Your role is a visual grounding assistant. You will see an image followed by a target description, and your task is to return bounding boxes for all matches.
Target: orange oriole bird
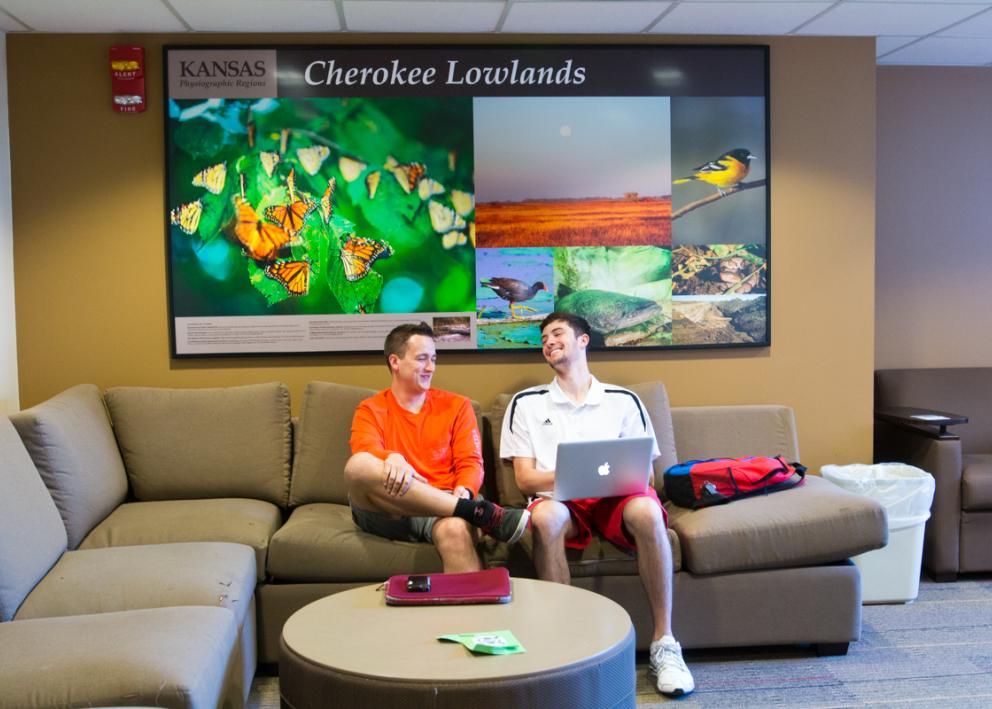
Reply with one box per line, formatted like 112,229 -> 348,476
673,148 -> 756,196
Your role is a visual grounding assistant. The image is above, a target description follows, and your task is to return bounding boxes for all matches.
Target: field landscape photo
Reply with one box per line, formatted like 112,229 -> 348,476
473,97 -> 672,248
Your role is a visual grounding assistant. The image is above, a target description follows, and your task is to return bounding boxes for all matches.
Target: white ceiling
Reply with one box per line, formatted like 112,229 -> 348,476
1,0 -> 991,66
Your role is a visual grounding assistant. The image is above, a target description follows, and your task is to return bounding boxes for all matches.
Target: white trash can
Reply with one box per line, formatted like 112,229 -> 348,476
821,463 -> 936,604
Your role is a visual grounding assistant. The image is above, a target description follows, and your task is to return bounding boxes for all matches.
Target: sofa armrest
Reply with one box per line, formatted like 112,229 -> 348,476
874,420 -> 962,578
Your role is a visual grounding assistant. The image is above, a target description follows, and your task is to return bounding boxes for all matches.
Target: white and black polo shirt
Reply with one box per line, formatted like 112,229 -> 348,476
500,376 -> 660,472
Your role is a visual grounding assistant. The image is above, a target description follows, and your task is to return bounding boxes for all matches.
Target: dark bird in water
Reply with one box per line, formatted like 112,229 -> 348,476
481,278 -> 548,319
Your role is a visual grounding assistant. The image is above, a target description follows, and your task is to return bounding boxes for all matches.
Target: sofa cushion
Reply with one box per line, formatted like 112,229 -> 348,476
268,503 -> 444,581
104,382 -> 291,506
15,542 -> 256,629
670,405 -> 801,464
10,384 -> 128,549
486,381 -> 676,507
0,419 -> 67,622
290,381 -> 376,507
0,606 -> 238,709
79,498 -> 281,581
962,454 -> 992,510
667,475 -> 888,575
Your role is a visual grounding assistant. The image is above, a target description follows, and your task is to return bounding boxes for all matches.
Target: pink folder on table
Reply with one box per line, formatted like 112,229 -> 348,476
384,567 -> 512,606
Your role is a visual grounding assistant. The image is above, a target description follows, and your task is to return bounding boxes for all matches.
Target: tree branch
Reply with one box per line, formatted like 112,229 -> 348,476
671,179 -> 767,220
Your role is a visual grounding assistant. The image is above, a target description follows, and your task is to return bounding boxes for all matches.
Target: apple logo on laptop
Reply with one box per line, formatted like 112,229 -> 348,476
598,461 -> 611,477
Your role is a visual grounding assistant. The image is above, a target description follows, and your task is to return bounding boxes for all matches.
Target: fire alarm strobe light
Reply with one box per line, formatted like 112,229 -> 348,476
109,45 -> 145,113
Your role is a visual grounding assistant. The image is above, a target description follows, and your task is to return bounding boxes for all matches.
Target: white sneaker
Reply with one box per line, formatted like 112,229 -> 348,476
650,636 -> 695,697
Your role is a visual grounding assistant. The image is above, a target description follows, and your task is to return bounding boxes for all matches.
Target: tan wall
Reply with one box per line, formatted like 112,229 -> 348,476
8,34 -> 876,471
876,66 -> 992,370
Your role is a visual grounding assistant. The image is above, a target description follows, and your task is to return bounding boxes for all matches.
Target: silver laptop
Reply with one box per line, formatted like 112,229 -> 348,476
538,436 -> 655,501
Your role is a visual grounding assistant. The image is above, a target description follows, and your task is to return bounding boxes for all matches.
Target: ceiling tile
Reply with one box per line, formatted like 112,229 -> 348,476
0,9 -> 27,32
798,3 -> 983,37
878,35 -> 992,64
343,1 -> 504,32
502,1 -> 670,33
172,0 -> 340,32
0,0 -> 186,32
937,7 -> 992,37
650,2 -> 832,35
875,35 -> 920,56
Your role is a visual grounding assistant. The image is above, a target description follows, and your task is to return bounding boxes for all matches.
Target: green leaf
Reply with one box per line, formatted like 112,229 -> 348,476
174,118 -> 225,158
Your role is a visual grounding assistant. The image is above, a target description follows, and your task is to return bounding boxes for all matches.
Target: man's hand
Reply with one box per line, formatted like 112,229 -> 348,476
452,485 -> 473,500
382,453 -> 427,497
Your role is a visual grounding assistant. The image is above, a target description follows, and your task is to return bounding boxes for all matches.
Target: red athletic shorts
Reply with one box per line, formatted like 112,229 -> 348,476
528,486 -> 667,552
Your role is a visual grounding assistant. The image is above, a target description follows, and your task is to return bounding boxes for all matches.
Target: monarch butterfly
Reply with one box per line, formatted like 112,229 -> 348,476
417,178 -> 445,201
340,235 -> 393,282
385,156 -> 425,194
259,151 -> 281,177
450,189 -> 475,216
232,197 -> 296,262
265,259 -> 311,296
441,231 -> 467,250
297,145 -> 331,176
192,162 -> 227,195
170,199 -> 203,235
365,171 -> 381,200
339,156 -> 367,182
320,178 -> 336,224
428,200 -> 467,234
264,198 -> 314,237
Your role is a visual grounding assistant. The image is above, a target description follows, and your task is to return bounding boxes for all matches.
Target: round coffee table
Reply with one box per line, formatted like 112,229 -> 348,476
279,577 -> 635,709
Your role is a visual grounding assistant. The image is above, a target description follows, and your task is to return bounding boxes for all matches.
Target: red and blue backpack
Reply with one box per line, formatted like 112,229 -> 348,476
663,456 -> 806,509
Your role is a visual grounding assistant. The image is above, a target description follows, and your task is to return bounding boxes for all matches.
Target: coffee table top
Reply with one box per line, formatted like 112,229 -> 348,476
281,577 -> 632,682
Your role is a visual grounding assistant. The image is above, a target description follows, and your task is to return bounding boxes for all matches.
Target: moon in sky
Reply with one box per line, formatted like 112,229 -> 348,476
559,125 -> 572,138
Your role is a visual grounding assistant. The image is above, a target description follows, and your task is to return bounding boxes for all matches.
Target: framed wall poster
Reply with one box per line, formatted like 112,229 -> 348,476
165,45 -> 769,356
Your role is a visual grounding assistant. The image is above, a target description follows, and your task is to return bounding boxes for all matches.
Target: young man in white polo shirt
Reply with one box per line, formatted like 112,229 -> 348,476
500,311 -> 694,698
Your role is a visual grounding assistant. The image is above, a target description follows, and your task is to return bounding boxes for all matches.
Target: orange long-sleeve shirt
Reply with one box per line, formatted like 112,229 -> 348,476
350,388 -> 484,496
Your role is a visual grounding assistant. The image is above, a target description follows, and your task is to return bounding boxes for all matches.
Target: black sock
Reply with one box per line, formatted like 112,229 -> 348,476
454,497 -> 496,527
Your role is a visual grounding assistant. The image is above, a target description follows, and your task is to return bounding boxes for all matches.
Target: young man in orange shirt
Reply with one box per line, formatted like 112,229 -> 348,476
346,322 -> 529,572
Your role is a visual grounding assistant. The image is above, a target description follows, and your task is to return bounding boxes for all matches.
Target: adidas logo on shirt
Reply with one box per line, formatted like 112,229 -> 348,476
541,418 -> 553,426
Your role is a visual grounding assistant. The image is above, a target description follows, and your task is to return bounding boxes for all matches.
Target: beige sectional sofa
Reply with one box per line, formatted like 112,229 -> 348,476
0,379 -> 888,708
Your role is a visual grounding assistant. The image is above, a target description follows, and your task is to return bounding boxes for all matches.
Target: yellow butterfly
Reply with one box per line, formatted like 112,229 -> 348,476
192,162 -> 227,195
265,259 -> 311,296
428,200 -> 467,233
448,149 -> 457,172
279,128 -> 291,155
320,178 -> 336,224
259,151 -> 281,177
170,199 -> 203,235
418,178 -> 445,201
385,155 -> 425,194
339,156 -> 367,182
297,145 -> 331,176
450,190 -> 475,216
366,171 -> 381,200
340,235 -> 393,282
469,221 -> 476,247
441,231 -> 468,250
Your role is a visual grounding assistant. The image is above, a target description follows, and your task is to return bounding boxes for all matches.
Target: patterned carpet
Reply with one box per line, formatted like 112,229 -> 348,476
250,575 -> 992,708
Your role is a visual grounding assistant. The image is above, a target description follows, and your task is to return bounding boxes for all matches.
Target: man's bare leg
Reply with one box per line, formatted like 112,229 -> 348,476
622,496 -> 673,641
345,452 -> 460,517
529,499 -> 577,584
431,517 -> 482,572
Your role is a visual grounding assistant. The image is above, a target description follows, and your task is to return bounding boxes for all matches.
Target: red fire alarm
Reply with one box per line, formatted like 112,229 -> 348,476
109,45 -> 146,113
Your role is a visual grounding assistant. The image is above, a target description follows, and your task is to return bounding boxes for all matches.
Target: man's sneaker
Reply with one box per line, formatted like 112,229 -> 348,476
650,636 -> 694,697
479,503 -> 530,544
